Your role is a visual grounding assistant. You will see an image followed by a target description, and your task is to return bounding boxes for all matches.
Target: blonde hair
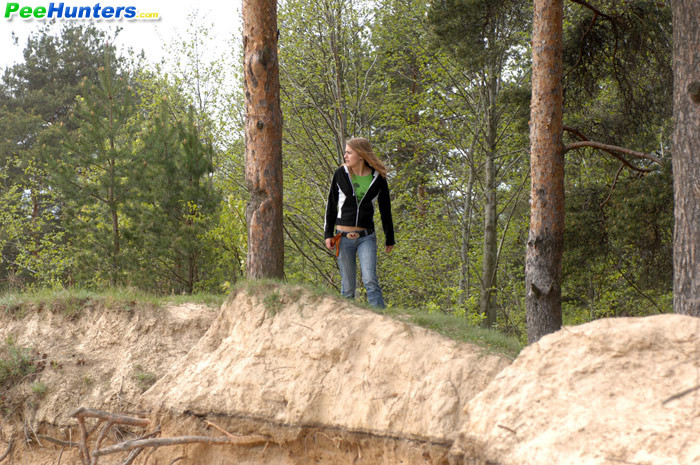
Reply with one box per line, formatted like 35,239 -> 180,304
345,137 -> 388,178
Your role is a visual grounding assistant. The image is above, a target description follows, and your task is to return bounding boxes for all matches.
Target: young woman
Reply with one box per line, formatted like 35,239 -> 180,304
324,137 -> 395,308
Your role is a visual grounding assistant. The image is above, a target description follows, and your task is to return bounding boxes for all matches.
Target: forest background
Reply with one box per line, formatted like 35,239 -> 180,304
0,0 -> 673,341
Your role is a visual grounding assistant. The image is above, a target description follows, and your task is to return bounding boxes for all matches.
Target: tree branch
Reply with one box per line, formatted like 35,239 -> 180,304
564,140 -> 662,166
563,126 -> 658,171
567,0 -> 615,21
600,164 -> 625,208
564,11 -> 599,81
562,125 -> 588,141
0,440 -> 12,463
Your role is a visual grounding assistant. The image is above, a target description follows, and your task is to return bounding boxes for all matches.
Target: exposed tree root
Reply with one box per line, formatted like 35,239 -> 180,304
37,407 -> 272,465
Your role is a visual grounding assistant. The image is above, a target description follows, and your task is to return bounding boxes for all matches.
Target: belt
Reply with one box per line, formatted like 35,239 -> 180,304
329,229 -> 374,257
337,229 -> 373,239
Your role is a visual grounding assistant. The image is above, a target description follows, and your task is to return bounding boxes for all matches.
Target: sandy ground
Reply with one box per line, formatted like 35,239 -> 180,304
0,287 -> 509,464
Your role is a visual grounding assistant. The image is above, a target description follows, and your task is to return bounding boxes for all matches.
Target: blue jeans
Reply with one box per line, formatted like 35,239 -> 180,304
337,231 -> 386,308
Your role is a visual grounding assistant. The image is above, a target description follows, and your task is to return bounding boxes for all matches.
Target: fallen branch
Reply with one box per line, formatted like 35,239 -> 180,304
120,447 -> 144,465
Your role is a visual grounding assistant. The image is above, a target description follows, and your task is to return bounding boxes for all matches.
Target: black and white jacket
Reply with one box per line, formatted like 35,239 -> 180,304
324,165 -> 395,246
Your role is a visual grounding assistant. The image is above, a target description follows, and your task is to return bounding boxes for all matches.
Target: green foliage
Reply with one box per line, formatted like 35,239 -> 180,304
0,24 -> 119,290
50,50 -> 138,286
428,0 -> 530,72
562,163 -> 673,321
0,1 -> 675,342
562,1 -> 672,148
127,100 -> 221,293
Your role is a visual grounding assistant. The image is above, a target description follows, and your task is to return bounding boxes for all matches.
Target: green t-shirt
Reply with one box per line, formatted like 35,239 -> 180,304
351,173 -> 373,202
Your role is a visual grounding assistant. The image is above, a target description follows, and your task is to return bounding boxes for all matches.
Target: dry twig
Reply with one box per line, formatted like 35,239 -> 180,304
204,419 -> 258,442
0,440 -> 13,463
662,384 -> 700,405
94,434 -> 267,457
37,435 -> 80,448
70,407 -> 150,428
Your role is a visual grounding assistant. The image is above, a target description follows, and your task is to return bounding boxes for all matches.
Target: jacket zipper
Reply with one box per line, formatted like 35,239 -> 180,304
346,167 -> 379,227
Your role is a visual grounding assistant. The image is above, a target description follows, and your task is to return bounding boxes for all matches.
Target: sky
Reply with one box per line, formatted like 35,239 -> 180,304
1,0 -> 241,71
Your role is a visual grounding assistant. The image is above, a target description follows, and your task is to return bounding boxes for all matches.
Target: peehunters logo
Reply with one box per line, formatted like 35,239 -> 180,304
4,2 -> 159,19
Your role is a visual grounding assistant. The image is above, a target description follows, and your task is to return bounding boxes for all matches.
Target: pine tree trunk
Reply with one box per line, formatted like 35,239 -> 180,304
525,0 -> 564,343
243,0 -> 284,279
672,0 -> 700,316
481,75 -> 499,327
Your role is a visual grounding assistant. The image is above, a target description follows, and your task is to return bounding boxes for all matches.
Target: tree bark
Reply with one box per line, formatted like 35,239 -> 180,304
525,0 -> 564,343
243,0 -> 284,279
481,74 -> 499,327
672,0 -> 700,316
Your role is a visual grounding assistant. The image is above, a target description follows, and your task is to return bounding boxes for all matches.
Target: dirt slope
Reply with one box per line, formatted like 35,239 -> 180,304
0,299 -> 216,464
142,286 -> 511,464
0,286 -> 510,464
448,314 -> 700,465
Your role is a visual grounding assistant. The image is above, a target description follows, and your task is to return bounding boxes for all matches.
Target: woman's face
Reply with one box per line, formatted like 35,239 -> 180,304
344,145 -> 364,170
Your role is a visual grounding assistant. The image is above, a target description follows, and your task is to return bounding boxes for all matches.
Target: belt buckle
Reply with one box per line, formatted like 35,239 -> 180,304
347,232 -> 360,239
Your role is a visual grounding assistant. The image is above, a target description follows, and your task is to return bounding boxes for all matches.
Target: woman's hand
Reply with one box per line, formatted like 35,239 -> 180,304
385,245 -> 393,254
325,238 -> 333,250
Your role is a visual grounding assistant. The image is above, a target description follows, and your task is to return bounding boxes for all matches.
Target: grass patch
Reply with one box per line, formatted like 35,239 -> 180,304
262,291 -> 284,316
385,307 -> 524,359
0,282 -> 521,359
234,279 -> 338,314
0,336 -> 37,387
235,279 -> 337,302
234,278 -> 284,298
0,286 -> 224,319
157,292 -> 226,308
132,365 -> 157,392
236,280 -> 522,358
30,381 -> 47,398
